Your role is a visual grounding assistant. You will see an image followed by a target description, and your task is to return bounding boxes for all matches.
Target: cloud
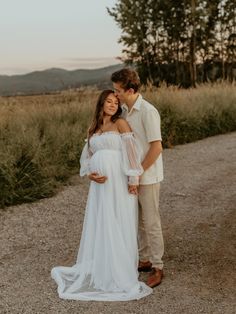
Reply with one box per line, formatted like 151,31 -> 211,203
60,57 -> 122,69
0,57 -> 122,75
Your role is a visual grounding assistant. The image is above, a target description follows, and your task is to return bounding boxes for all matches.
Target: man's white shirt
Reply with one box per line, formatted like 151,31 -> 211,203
122,94 -> 164,185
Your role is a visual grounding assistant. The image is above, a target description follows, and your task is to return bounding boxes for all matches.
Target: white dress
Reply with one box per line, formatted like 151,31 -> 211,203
51,132 -> 152,301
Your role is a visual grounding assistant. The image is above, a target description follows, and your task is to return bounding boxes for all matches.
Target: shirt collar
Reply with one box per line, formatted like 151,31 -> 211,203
122,94 -> 142,113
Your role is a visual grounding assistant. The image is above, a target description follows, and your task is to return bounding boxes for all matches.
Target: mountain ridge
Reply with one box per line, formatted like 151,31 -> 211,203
0,64 -> 123,96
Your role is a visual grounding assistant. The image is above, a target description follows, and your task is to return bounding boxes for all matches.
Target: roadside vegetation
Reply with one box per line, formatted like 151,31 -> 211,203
0,83 -> 235,208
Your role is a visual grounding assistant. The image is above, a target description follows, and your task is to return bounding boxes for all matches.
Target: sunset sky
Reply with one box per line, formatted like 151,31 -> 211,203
0,0 -> 122,75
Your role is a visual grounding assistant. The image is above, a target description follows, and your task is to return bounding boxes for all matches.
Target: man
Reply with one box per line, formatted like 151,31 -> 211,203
111,68 -> 164,288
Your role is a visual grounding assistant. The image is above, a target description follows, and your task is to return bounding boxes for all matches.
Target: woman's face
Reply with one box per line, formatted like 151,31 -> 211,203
103,93 -> 119,116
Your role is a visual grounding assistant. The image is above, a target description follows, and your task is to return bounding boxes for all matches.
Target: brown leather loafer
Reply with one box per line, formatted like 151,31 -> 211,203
138,260 -> 152,272
146,268 -> 164,287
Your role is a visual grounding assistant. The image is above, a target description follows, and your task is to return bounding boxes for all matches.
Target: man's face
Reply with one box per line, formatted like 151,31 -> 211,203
112,82 -> 129,104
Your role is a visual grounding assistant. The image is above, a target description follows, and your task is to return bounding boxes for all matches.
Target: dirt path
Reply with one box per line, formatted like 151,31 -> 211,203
0,132 -> 235,314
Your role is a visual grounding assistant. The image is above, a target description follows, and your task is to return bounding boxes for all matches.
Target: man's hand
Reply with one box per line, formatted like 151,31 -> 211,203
88,172 -> 107,184
142,140 -> 162,172
128,185 -> 138,195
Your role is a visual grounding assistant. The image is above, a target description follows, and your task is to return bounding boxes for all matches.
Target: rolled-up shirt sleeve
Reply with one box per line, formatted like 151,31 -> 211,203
143,108 -> 162,143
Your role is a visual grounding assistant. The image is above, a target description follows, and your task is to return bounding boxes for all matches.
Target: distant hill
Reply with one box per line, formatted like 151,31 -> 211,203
0,64 -> 124,96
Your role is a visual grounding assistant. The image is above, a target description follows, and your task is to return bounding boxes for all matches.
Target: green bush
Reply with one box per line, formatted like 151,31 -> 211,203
145,82 -> 236,147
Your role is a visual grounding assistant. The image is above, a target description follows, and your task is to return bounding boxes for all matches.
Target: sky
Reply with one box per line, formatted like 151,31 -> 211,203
0,0 -> 123,75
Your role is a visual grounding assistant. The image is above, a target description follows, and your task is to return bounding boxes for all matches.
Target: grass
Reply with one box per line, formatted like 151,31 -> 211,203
0,83 -> 235,208
146,82 -> 236,147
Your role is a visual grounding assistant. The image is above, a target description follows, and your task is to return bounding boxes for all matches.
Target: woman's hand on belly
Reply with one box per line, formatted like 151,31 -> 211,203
88,172 -> 108,184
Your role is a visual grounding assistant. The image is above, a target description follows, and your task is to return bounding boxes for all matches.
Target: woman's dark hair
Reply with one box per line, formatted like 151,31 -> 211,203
111,68 -> 141,92
88,90 -> 122,140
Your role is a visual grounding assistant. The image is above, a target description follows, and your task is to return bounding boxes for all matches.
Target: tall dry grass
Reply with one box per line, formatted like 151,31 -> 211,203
0,89 -> 98,207
0,83 -> 235,208
145,82 -> 236,147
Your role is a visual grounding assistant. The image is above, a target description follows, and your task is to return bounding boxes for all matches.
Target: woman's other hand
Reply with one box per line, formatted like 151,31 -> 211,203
128,185 -> 138,195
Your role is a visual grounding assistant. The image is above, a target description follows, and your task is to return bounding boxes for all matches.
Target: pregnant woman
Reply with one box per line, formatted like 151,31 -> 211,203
51,90 -> 152,301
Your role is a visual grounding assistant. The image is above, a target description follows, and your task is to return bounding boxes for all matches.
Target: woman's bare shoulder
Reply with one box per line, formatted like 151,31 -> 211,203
115,118 -> 132,133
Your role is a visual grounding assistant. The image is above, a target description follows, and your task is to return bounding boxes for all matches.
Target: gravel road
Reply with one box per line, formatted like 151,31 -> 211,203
0,132 -> 235,314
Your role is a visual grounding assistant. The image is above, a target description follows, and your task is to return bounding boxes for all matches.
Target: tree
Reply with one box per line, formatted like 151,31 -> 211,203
108,0 -> 236,86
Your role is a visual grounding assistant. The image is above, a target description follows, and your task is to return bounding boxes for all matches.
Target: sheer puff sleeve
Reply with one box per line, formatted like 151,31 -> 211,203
121,132 -> 143,185
79,140 -> 93,177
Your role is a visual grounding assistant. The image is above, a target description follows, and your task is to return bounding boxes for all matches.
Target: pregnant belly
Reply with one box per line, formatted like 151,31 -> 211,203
90,149 -> 122,177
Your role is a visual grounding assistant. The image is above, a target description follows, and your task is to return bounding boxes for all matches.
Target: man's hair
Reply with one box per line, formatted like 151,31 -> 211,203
111,68 -> 141,92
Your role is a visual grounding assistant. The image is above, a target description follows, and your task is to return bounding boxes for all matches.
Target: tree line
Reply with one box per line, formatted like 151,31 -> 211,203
108,0 -> 236,87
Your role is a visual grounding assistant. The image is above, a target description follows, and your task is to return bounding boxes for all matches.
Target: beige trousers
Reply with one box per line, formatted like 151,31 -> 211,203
138,183 -> 164,269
